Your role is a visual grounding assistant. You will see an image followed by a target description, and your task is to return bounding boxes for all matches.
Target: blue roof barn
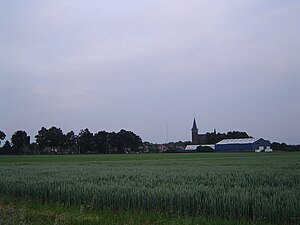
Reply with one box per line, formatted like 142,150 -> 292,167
215,138 -> 272,152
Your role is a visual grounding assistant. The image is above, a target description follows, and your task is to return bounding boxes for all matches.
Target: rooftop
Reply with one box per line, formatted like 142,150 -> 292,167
185,145 -> 199,151
216,138 -> 261,145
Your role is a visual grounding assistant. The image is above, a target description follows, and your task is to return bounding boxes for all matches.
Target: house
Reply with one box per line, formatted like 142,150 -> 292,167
158,145 -> 169,153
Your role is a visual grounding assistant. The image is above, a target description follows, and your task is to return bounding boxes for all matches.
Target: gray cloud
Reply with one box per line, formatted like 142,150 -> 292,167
1,0 -> 299,144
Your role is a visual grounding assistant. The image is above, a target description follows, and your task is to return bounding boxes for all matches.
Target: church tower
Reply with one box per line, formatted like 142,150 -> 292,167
191,118 -> 199,144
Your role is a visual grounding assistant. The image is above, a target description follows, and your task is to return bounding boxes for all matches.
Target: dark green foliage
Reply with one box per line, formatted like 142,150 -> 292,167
0,130 -> 5,144
196,146 -> 214,152
35,127 -> 48,150
78,128 -> 94,153
28,142 -> 38,154
11,130 -> 30,154
0,140 -> 12,155
46,127 -> 65,148
64,131 -> 78,153
205,131 -> 251,144
95,130 -> 142,154
35,127 -> 66,154
94,131 -> 109,154
36,127 -> 64,149
34,127 -> 143,154
114,129 -> 142,152
226,131 -> 250,139
271,142 -> 300,151
274,142 -> 300,151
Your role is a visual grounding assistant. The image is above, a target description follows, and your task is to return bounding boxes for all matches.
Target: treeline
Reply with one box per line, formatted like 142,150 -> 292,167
271,142 -> 300,152
0,128 -> 142,155
1,129 -> 299,154
205,131 -> 251,144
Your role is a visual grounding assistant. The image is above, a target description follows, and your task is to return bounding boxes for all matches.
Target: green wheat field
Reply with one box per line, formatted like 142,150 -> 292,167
0,153 -> 299,225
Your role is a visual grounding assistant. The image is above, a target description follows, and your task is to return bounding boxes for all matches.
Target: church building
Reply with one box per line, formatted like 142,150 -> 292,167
191,118 -> 206,145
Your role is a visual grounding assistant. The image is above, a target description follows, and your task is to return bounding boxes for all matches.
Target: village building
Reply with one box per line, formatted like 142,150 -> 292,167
215,138 -> 272,152
186,118 -> 272,152
191,118 -> 206,145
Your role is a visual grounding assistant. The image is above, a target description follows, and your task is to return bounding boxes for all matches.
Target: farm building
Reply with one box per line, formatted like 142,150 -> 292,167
185,145 -> 199,151
215,138 -> 272,152
185,145 -> 215,151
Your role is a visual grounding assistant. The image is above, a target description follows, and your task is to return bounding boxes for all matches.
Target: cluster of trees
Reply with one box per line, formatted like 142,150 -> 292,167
205,131 -> 250,144
2,128 -> 300,154
0,128 -> 142,155
0,130 -> 31,155
271,142 -> 300,152
0,131 -> 5,141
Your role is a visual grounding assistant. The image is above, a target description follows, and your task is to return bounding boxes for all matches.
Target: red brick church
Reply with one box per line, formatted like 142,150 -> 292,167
191,118 -> 206,145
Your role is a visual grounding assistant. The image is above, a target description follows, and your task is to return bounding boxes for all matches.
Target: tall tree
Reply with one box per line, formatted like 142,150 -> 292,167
78,129 -> 94,153
47,126 -> 65,148
35,127 -> 65,153
94,131 -> 108,154
0,130 -> 5,145
0,140 -> 12,155
35,127 -> 48,151
64,131 -> 78,153
107,132 -> 118,153
11,130 -> 30,154
114,129 -> 142,153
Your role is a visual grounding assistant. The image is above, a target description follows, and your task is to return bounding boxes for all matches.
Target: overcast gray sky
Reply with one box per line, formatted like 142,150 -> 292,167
1,0 -> 299,144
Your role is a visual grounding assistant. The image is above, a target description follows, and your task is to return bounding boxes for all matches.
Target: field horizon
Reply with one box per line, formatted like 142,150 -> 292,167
0,152 -> 299,225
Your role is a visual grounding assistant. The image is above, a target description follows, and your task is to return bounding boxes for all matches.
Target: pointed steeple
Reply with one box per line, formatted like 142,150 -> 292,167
191,118 -> 198,130
191,118 -> 199,144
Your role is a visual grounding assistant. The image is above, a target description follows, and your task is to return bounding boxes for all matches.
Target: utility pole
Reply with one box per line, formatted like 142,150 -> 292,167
166,123 -> 169,144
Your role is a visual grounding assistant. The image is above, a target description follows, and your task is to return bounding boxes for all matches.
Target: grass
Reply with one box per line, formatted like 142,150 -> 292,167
0,152 -> 299,225
0,197 -> 273,225
0,151 -> 298,163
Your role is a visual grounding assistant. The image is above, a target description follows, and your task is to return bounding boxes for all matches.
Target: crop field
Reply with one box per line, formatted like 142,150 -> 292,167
0,153 -> 299,224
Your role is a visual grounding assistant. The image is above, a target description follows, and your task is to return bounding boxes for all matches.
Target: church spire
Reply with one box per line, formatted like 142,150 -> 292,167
191,118 -> 198,130
191,118 -> 199,145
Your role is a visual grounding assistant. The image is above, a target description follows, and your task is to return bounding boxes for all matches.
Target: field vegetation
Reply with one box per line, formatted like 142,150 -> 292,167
0,153 -> 299,225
